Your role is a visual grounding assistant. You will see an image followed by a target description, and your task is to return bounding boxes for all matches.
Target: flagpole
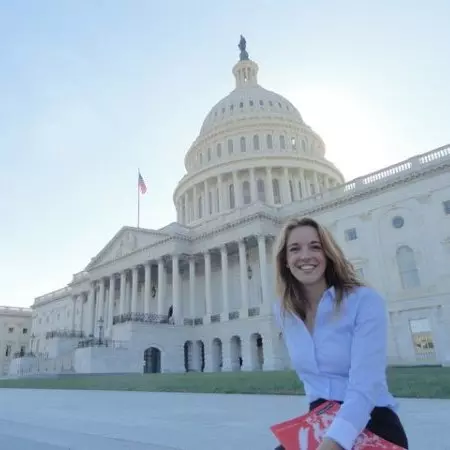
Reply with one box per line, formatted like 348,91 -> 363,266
137,169 -> 140,229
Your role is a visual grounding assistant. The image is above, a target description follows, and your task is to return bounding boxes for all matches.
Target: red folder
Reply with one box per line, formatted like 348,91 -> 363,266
270,401 -> 405,449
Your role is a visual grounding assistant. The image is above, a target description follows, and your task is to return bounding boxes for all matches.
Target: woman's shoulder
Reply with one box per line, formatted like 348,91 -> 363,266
347,285 -> 385,302
345,285 -> 387,316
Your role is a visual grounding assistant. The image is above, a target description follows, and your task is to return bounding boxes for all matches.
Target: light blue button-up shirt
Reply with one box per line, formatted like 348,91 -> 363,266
273,285 -> 397,450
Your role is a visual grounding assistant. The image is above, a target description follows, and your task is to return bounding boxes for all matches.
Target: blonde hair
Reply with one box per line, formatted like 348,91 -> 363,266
275,217 -> 364,321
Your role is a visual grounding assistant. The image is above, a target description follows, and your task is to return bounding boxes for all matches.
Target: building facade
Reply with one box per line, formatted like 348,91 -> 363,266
0,306 -> 32,376
10,39 -> 450,376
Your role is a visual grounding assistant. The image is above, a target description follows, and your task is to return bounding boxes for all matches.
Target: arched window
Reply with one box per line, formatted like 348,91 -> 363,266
229,184 -> 235,209
273,179 -> 281,204
217,143 -> 222,158
228,139 -> 233,154
301,140 -> 306,152
198,196 -> 203,219
291,137 -> 297,150
280,135 -> 286,150
242,181 -> 251,205
266,134 -> 273,149
240,136 -> 246,152
253,134 -> 260,150
396,246 -> 420,289
257,179 -> 266,202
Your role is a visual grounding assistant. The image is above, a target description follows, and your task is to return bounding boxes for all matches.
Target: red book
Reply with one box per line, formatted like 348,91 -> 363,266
270,401 -> 405,450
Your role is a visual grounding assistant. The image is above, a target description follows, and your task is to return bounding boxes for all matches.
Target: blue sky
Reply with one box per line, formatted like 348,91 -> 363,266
1,0 -> 449,307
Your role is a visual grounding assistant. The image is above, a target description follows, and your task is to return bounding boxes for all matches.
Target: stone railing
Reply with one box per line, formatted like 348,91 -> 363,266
45,330 -> 85,340
77,338 -> 128,350
35,286 -> 71,305
112,312 -> 169,325
0,306 -> 32,314
283,143 -> 450,216
13,351 -> 34,359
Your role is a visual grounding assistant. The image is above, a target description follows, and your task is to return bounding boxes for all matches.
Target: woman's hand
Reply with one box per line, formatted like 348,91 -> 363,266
317,437 -> 344,450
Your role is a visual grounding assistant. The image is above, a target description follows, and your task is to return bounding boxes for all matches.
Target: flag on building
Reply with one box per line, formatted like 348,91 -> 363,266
138,171 -> 147,194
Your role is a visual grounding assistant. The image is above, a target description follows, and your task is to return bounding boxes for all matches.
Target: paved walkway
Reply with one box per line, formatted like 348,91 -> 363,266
0,389 -> 447,449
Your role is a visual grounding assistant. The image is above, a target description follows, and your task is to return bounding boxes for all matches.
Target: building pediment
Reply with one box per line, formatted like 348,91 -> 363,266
85,227 -> 169,270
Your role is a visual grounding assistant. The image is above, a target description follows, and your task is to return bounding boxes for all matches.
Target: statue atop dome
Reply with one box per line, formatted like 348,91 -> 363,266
238,35 -> 249,61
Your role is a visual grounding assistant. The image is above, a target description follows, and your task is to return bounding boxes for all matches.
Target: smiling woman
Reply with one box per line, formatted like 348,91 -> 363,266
272,217 -> 409,450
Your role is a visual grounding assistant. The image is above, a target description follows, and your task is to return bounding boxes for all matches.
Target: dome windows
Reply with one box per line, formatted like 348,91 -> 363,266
280,135 -> 286,150
266,134 -> 273,149
291,137 -> 297,150
240,137 -> 246,152
228,139 -> 234,154
253,135 -> 260,150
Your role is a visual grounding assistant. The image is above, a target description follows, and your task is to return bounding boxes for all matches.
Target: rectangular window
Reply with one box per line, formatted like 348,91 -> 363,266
345,228 -> 358,241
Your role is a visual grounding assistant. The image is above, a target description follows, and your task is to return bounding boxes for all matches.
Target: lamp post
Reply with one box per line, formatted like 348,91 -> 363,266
98,317 -> 104,344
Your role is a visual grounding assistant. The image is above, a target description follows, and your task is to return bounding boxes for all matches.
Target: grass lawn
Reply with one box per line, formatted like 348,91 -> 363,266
0,366 -> 448,399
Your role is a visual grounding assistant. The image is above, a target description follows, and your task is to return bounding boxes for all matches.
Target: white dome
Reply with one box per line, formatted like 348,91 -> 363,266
200,84 -> 304,136
173,37 -> 345,226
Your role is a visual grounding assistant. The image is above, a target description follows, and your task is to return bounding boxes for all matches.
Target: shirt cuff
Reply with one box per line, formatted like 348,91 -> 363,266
325,417 -> 359,450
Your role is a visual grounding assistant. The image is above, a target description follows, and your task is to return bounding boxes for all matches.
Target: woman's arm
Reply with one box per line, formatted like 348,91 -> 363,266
323,287 -> 389,450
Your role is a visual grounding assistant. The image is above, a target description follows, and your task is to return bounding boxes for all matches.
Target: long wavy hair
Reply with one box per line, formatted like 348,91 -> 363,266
275,217 -> 364,321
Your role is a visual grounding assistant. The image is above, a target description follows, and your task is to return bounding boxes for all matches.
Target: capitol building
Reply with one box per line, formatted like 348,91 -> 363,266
9,38 -> 450,376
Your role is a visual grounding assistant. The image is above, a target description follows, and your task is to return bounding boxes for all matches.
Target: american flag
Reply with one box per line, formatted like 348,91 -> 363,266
138,171 -> 147,194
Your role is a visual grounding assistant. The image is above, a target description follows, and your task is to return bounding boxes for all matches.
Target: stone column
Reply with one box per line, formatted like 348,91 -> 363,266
157,258 -> 165,315
203,179 -> 209,216
313,171 -> 320,194
258,235 -> 269,308
184,193 -> 189,224
78,293 -> 84,332
232,171 -> 241,207
108,275 -> 115,334
266,167 -> 274,205
249,168 -> 257,201
119,271 -> 126,315
88,284 -> 96,337
293,170 -> 301,200
131,266 -> 139,314
204,251 -> 212,316
238,239 -> 249,316
220,245 -> 229,317
98,278 -> 105,323
172,255 -> 181,324
189,257 -> 196,319
217,175 -> 223,212
71,295 -> 77,330
144,262 -> 151,314
283,167 -> 291,203
193,185 -> 198,219
300,169 -> 308,198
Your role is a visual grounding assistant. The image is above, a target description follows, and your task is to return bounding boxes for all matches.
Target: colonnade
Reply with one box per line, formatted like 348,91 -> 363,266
71,235 -> 274,338
176,166 -> 338,224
